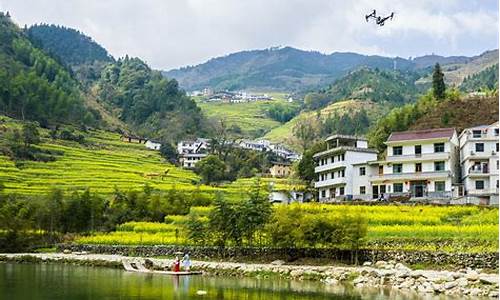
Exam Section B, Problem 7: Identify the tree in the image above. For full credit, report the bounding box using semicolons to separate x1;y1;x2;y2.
432;63;446;100
159;143;177;163
297;141;326;183
195;155;226;184
22;122;40;148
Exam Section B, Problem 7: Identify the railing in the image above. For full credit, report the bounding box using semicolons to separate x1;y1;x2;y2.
469;165;489;174
386;152;449;161
370;171;451;181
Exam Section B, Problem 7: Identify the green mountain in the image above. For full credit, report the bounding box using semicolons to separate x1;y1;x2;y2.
460;64;499;92
96;56;207;141
164;47;415;91
27;24;114;86
0;12;98;127
303;68;422;110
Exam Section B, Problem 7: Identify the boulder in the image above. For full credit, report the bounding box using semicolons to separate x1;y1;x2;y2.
375;260;387;268
362;261;372;266
466;271;479;281
394;263;411;272
479;275;499;285
444;281;457;290
271;260;285;266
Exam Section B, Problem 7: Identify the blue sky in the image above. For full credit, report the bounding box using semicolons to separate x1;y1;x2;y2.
0;0;497;69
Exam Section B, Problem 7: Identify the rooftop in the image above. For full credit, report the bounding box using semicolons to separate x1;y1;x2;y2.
325;134;367;143
313;146;378;158
387;128;455;143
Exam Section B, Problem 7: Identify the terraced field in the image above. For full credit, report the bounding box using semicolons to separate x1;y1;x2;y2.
0;117;304;197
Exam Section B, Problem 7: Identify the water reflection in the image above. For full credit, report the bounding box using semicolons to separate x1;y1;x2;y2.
0;263;480;300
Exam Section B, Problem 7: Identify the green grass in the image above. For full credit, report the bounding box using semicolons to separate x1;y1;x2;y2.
196;92;298;138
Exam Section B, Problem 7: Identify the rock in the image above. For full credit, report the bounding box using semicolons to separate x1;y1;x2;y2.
324;277;339;285
469;288;482;296
479;275;499;285
362;261;372;266
394;263;411;272
444;281;457;290
290;269;303;278
375;260;387;268
63;249;71;254
489;290;499;298
353;276;365;284
271;260;285;266
395;270;410;278
466;270;479;281
456;277;469;287
410;270;425;278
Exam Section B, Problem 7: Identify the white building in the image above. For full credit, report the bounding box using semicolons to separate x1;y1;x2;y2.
369;128;460;201
458;122;499;205
314;135;378;202
145;140;162;151
238;139;270;152
177;138;210;168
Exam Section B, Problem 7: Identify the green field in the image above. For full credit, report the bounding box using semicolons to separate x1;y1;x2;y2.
196;92;299;138
0;117;304;197
78;204;499;254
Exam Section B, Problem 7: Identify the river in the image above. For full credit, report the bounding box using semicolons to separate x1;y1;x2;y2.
0;263;464;299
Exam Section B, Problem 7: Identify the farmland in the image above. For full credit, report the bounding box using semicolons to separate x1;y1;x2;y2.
0;116;304;198
77;204;499;253
195;92;300;138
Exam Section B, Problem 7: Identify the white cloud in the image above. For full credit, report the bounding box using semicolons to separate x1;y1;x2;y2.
0;0;497;69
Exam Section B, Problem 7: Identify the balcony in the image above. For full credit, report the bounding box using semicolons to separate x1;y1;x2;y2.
370;170;451;182
314;161;346;173
386;152;449;162
468;164;489;176
314;177;347;188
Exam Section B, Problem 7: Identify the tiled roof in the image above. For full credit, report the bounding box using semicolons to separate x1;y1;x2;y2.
387;128;455;142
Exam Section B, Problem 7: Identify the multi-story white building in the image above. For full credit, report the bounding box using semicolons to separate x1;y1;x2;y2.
177;138;210;168
459;122;499;205
369;128;460;200
314;135;378;202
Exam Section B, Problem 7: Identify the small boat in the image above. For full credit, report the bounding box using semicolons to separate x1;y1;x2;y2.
122;260;202;276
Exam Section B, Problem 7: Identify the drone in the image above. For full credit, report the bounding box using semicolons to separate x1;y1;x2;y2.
365;9;394;26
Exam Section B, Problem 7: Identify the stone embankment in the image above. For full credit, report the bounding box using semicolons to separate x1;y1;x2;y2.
0;253;498;298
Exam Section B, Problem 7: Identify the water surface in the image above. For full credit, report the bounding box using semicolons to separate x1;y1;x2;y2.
0;263;465;300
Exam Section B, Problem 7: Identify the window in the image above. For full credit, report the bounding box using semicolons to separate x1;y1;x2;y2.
378;165;384;175
434;143;445;153
495;128;499;136
341;169;345;177
341;154;345;161
359;167;366;176
393;183;403;193
339;187;344;195
415;163;422;173
321;190;326;198
497;160;499;170
472;130;482;138
435;181;445;192
475;180;484;190
496;143;499;152
434;161;445;171
360;186;366;194
393;146;403;156
415;145;422;155
475;143;484;152
393;164;403;173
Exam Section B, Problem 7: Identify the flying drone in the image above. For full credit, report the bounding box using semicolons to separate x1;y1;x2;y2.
365;9;394;26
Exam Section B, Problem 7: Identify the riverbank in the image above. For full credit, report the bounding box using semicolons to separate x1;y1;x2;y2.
0;253;498;298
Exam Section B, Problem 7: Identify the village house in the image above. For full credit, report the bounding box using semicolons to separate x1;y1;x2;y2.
458;122;499;205
369;128;461;201
177;138;210;168
145;140;162;151
314;135;378;202
269;161;292;178
121;134;146;144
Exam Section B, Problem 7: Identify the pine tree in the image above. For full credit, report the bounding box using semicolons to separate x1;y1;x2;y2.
432;63;446;100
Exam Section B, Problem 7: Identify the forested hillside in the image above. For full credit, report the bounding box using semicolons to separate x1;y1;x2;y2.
164;47;415;91
0;13;99;127
97;56;207;141
303;68;422;110
460;64;499;92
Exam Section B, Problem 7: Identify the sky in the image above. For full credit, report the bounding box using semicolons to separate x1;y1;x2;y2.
0;0;498;70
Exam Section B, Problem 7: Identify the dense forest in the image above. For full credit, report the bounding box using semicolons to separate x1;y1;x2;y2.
460;64;499;92
0;13;99;127
303;68;421;110
97;56;207;141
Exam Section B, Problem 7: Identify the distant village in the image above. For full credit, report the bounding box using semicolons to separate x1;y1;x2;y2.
188;88;294;103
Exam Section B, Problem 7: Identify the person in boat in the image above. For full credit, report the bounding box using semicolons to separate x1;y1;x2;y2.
172;256;180;272
182;253;191;271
